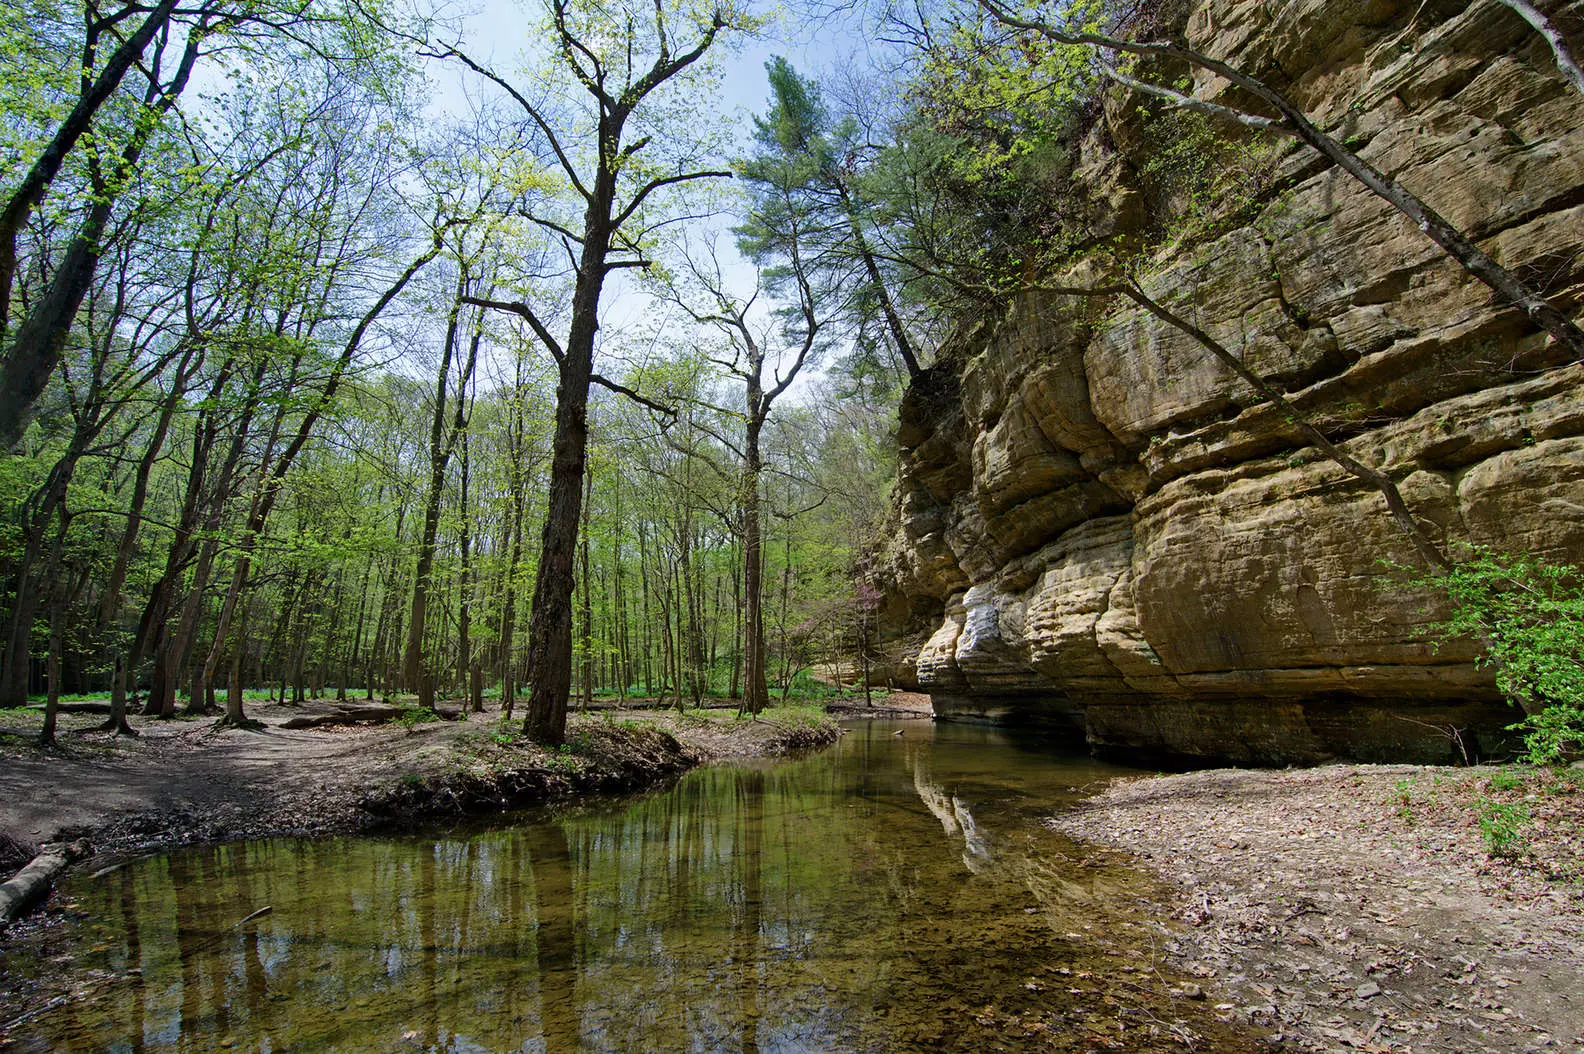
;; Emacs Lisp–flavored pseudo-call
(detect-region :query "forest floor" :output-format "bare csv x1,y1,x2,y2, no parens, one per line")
1054,763,1584,1053
0,693,889,875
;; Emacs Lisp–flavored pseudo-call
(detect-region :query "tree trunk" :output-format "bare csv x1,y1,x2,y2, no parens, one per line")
741,416,770,715
99,654,136,736
0,841,89,933
37,606,61,747
521,342,592,742
579,465,594,711
402,284,467,692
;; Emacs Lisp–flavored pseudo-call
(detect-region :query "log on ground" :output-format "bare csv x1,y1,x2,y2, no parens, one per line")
0,840,89,932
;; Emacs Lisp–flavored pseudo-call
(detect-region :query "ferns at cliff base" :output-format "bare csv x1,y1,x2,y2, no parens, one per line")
1433,548,1584,765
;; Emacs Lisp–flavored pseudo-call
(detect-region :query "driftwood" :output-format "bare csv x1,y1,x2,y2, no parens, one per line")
0,840,89,933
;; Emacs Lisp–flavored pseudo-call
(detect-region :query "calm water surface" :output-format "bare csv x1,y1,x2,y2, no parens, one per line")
2,719,1261,1052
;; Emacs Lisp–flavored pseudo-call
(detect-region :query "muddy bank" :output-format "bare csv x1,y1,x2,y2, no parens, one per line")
0,700,844,880
1052,764,1584,1052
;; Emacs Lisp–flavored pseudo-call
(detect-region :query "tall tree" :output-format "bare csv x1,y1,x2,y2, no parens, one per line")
439,0,754,744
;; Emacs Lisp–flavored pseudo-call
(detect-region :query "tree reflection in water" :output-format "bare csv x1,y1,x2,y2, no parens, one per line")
6,720,1265,1053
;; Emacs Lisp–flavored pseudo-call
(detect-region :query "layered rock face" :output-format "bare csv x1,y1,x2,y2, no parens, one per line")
879,0,1584,765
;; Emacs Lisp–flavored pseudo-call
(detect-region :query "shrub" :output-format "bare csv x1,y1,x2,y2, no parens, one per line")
1475,797,1531,858
397,707,441,729
1425,547,1584,765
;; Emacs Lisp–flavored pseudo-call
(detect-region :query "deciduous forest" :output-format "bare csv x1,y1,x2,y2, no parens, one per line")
5,0,1584,1049
0,0,961,741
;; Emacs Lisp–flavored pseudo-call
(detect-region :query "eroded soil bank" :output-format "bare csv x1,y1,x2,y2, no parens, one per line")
0,697,858,875
1053,764,1584,1053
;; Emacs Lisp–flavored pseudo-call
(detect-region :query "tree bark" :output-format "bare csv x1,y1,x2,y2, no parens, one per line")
38,606,62,747
740,415,770,714
0,841,89,933
402,281,467,692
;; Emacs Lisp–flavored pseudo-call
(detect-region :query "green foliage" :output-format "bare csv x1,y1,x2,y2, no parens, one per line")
546,751,582,774
1475,796,1531,858
397,707,441,728
1393,775,1416,822
1486,767,1524,792
1422,548,1584,765
749,702,831,728
1134,103,1275,247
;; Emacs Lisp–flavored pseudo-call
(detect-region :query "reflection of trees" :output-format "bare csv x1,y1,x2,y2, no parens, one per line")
524,820,580,1054
120,866,146,1052
24,747,912,1052
733,769,764,1054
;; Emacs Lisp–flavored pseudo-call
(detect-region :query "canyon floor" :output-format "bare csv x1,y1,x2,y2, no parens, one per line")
1055,763,1584,1053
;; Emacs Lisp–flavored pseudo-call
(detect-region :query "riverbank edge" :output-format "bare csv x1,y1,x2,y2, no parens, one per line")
1047,762,1584,1053
0,706,849,929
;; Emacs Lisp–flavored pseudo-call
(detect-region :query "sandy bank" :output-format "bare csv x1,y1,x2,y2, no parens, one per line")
1052,764,1584,1052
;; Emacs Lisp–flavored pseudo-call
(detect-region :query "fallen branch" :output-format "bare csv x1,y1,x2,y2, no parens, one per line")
278,704,407,730
0,840,89,933
27,701,110,715
233,905,272,928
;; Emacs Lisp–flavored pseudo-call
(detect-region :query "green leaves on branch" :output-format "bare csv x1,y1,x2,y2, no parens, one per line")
1416,547,1584,765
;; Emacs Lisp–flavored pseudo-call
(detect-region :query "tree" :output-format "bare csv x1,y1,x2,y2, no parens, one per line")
0,0,407,448
438,0,756,744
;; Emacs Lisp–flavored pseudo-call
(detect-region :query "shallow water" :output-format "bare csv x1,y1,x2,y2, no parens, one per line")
2,719,1261,1052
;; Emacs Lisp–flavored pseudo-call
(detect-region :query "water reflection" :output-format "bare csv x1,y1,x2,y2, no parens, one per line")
2,720,1262,1052
911,756,992,874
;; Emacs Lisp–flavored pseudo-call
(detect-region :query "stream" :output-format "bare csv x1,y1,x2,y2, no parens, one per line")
1,718,1263,1052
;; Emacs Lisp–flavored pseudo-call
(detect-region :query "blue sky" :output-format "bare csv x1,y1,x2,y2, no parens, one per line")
415,0,890,393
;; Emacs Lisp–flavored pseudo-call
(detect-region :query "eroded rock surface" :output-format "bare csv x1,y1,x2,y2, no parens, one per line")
877,0,1584,764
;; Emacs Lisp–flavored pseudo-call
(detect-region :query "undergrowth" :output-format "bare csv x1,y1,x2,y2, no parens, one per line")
1410,546,1584,765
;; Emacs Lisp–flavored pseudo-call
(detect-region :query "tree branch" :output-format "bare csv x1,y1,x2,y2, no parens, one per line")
978,0,1584,361
461,294,565,365
1042,277,1450,571
591,372,675,415
1495,0,1584,96
613,168,733,229
424,44,591,202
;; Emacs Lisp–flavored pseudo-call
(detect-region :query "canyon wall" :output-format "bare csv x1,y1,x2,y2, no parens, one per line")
878,0,1584,764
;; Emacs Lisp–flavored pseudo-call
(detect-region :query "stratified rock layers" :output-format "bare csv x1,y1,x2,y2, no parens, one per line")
878,0,1584,764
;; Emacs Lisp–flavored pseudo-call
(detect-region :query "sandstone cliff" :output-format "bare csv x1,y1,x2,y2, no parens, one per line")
878,0,1584,764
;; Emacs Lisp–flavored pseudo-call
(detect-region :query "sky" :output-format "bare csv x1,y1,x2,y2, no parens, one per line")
411,0,891,395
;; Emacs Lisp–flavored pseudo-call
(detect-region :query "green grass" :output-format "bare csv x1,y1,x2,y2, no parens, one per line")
1485,767,1524,792
751,702,834,728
